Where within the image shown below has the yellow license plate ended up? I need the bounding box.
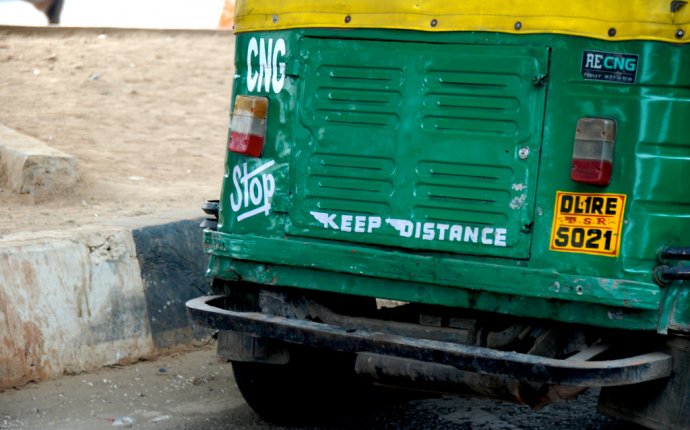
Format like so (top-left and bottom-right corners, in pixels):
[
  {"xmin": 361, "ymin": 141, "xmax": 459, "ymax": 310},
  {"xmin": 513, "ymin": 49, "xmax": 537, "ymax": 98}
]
[{"xmin": 550, "ymin": 192, "xmax": 626, "ymax": 257}]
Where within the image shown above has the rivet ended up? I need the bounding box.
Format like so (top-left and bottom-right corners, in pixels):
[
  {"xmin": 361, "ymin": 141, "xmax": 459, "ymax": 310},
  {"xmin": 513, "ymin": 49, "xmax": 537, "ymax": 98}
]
[
  {"xmin": 514, "ymin": 21, "xmax": 522, "ymax": 31},
  {"xmin": 344, "ymin": 15, "xmax": 351, "ymax": 24},
  {"xmin": 608, "ymin": 27, "xmax": 617, "ymax": 37},
  {"xmin": 676, "ymin": 29, "xmax": 685, "ymax": 39},
  {"xmin": 431, "ymin": 19, "xmax": 438, "ymax": 27},
  {"xmin": 272, "ymin": 15, "xmax": 278, "ymax": 23}
]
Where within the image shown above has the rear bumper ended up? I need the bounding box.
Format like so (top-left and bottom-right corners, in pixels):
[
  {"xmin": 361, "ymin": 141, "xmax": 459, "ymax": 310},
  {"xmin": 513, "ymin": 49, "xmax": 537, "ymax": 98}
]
[
  {"xmin": 186, "ymin": 295, "xmax": 671, "ymax": 387},
  {"xmin": 204, "ymin": 230, "xmax": 663, "ymax": 331}
]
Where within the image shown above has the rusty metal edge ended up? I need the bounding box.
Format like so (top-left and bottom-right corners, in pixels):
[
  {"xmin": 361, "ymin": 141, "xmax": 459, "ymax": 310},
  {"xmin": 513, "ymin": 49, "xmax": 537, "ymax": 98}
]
[
  {"xmin": 0, "ymin": 24, "xmax": 232, "ymax": 36},
  {"xmin": 186, "ymin": 295, "xmax": 672, "ymax": 387}
]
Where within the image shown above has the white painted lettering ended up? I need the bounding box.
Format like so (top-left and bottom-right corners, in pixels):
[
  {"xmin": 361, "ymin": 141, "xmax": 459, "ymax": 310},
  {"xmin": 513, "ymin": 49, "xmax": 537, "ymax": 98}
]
[
  {"xmin": 464, "ymin": 227, "xmax": 479, "ymax": 243},
  {"xmin": 311, "ymin": 213, "xmax": 509, "ymax": 248},
  {"xmin": 354, "ymin": 216, "xmax": 366, "ymax": 233},
  {"xmin": 422, "ymin": 222, "xmax": 435, "ymax": 241},
  {"xmin": 311, "ymin": 211, "xmax": 339, "ymax": 229},
  {"xmin": 242, "ymin": 164, "xmax": 250, "ymax": 207},
  {"xmin": 246, "ymin": 37, "xmax": 287, "ymax": 94},
  {"xmin": 258, "ymin": 38, "xmax": 271, "ymax": 92},
  {"xmin": 367, "ymin": 217, "xmax": 382, "ymax": 233},
  {"xmin": 495, "ymin": 228, "xmax": 507, "ymax": 247},
  {"xmin": 262, "ymin": 174, "xmax": 275, "ymax": 209},
  {"xmin": 249, "ymin": 177, "xmax": 262, "ymax": 206},
  {"xmin": 449, "ymin": 225, "xmax": 462, "ymax": 241},
  {"xmin": 246, "ymin": 38, "xmax": 259, "ymax": 92},
  {"xmin": 229, "ymin": 160, "xmax": 276, "ymax": 222},
  {"xmin": 311, "ymin": 212, "xmax": 384, "ymax": 234},
  {"xmin": 230, "ymin": 165, "xmax": 243, "ymax": 212},
  {"xmin": 272, "ymin": 38, "xmax": 286, "ymax": 92},
  {"xmin": 481, "ymin": 227, "xmax": 494, "ymax": 245},
  {"xmin": 341, "ymin": 214, "xmax": 353, "ymax": 232},
  {"xmin": 436, "ymin": 223, "xmax": 449, "ymax": 240}
]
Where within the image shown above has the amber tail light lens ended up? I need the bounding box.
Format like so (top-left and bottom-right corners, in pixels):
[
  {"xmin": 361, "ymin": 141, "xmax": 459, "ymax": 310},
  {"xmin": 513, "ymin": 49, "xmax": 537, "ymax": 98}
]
[{"xmin": 228, "ymin": 95, "xmax": 268, "ymax": 157}]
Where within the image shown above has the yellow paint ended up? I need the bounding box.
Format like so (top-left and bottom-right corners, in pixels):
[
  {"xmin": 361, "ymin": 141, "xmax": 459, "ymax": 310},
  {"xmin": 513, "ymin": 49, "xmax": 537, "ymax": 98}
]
[
  {"xmin": 234, "ymin": 0, "xmax": 690, "ymax": 43},
  {"xmin": 550, "ymin": 192, "xmax": 626, "ymax": 257}
]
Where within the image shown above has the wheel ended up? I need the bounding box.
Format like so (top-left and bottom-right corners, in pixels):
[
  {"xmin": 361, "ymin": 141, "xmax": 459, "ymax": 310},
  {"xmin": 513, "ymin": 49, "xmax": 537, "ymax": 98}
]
[{"xmin": 232, "ymin": 348, "xmax": 366, "ymax": 424}]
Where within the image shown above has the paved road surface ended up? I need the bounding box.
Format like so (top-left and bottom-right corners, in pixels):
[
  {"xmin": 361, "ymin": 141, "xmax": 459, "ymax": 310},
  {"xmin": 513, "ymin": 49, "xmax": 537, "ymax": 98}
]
[{"xmin": 0, "ymin": 343, "xmax": 638, "ymax": 430}]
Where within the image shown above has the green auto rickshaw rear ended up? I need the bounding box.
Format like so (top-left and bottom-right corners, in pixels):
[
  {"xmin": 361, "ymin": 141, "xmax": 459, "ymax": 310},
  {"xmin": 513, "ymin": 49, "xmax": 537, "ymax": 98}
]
[{"xmin": 188, "ymin": 2, "xmax": 690, "ymax": 428}]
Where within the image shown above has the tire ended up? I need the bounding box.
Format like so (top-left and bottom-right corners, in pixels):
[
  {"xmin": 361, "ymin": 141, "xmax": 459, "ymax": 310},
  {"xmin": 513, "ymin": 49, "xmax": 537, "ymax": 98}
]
[{"xmin": 232, "ymin": 348, "xmax": 366, "ymax": 424}]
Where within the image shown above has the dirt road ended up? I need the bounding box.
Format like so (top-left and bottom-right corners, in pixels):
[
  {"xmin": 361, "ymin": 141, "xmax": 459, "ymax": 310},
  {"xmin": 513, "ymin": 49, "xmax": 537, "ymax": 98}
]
[{"xmin": 0, "ymin": 27, "xmax": 234, "ymax": 235}]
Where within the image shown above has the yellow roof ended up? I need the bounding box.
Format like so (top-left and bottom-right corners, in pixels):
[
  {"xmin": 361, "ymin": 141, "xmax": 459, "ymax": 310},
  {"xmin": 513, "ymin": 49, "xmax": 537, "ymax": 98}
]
[{"xmin": 235, "ymin": 0, "xmax": 690, "ymax": 44}]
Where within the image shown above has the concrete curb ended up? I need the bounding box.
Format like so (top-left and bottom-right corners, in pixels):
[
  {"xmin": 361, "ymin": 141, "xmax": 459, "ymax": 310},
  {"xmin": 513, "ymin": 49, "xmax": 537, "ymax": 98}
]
[
  {"xmin": 132, "ymin": 220, "xmax": 212, "ymax": 350},
  {"xmin": 0, "ymin": 217, "xmax": 212, "ymax": 390},
  {"xmin": 0, "ymin": 125, "xmax": 80, "ymax": 198}
]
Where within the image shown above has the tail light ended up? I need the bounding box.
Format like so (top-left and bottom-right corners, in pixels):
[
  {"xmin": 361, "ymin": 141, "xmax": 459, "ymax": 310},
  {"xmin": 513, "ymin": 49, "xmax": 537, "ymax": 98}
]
[
  {"xmin": 228, "ymin": 95, "xmax": 268, "ymax": 157},
  {"xmin": 571, "ymin": 118, "xmax": 616, "ymax": 186}
]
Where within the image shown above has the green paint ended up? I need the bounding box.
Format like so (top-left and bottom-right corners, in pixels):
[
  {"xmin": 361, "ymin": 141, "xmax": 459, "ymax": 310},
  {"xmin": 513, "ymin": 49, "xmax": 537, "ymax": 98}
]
[{"xmin": 210, "ymin": 29, "xmax": 690, "ymax": 333}]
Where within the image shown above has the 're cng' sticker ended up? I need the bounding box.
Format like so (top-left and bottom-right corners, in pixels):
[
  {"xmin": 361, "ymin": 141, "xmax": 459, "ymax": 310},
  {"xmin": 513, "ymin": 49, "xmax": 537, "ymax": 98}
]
[
  {"xmin": 550, "ymin": 192, "xmax": 626, "ymax": 257},
  {"xmin": 581, "ymin": 50, "xmax": 638, "ymax": 84}
]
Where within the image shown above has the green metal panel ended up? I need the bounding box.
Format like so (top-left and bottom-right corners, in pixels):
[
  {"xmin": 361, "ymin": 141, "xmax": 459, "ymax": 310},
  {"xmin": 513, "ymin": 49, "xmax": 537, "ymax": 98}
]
[
  {"xmin": 206, "ymin": 232, "xmax": 659, "ymax": 310},
  {"xmin": 285, "ymin": 38, "xmax": 548, "ymax": 258},
  {"xmin": 203, "ymin": 241, "xmax": 659, "ymax": 331},
  {"xmin": 214, "ymin": 29, "xmax": 690, "ymax": 333}
]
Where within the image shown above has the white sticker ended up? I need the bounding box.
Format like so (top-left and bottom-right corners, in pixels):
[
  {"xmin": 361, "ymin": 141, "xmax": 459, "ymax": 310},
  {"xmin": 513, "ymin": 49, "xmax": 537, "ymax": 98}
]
[
  {"xmin": 311, "ymin": 212, "xmax": 382, "ymax": 233},
  {"xmin": 309, "ymin": 211, "xmax": 507, "ymax": 247},
  {"xmin": 230, "ymin": 160, "xmax": 276, "ymax": 222},
  {"xmin": 247, "ymin": 37, "xmax": 286, "ymax": 94}
]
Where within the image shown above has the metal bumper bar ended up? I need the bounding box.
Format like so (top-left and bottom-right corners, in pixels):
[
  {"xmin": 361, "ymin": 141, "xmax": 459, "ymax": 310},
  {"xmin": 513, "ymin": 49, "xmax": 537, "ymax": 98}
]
[
  {"xmin": 656, "ymin": 246, "xmax": 690, "ymax": 284},
  {"xmin": 186, "ymin": 295, "xmax": 672, "ymax": 387}
]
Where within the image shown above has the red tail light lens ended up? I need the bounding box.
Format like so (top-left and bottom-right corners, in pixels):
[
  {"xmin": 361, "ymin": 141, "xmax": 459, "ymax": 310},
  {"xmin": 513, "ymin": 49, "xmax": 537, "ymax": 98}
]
[
  {"xmin": 571, "ymin": 118, "xmax": 616, "ymax": 186},
  {"xmin": 228, "ymin": 95, "xmax": 268, "ymax": 157}
]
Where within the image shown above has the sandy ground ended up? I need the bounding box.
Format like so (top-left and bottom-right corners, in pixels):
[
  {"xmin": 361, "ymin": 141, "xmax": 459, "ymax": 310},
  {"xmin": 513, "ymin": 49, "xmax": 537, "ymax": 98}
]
[{"xmin": 0, "ymin": 26, "xmax": 234, "ymax": 236}]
